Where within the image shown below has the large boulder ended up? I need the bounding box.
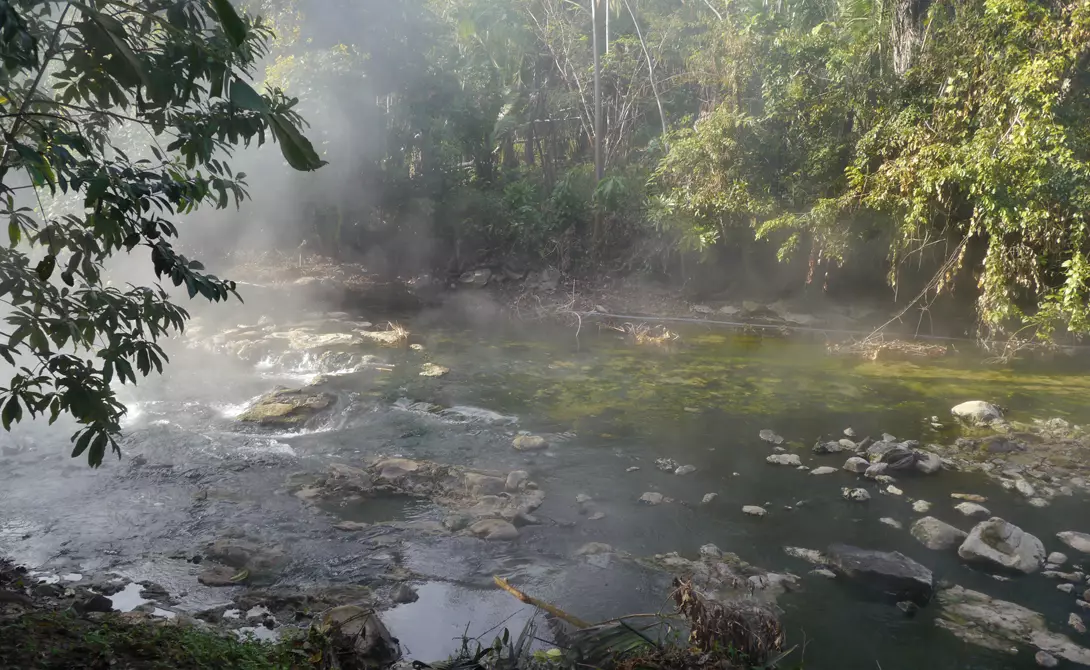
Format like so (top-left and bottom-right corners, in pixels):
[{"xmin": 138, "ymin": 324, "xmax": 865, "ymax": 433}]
[
  {"xmin": 958, "ymin": 518, "xmax": 1045, "ymax": 573},
  {"xmin": 204, "ymin": 537, "xmax": 287, "ymax": 584},
  {"xmin": 911, "ymin": 517, "xmax": 968, "ymax": 551},
  {"xmin": 237, "ymin": 387, "xmax": 335, "ymax": 426},
  {"xmin": 322, "ymin": 605, "xmax": 402, "ymax": 669},
  {"xmin": 825, "ymin": 544, "xmax": 934, "ymax": 605},
  {"xmin": 468, "ymin": 518, "xmax": 519, "ymax": 541},
  {"xmin": 936, "ymin": 586, "xmax": 1090, "ymax": 664},
  {"xmin": 1058, "ymin": 531, "xmax": 1090, "ymax": 554},
  {"xmin": 951, "ymin": 401, "xmax": 1003, "ymax": 426}
]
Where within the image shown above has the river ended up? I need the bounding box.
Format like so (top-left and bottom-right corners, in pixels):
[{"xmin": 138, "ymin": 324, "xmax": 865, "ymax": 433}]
[{"xmin": 1, "ymin": 302, "xmax": 1088, "ymax": 669}]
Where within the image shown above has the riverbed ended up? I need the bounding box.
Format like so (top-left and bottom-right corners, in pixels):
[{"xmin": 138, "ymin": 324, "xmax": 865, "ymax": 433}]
[{"xmin": 1, "ymin": 302, "xmax": 1088, "ymax": 669}]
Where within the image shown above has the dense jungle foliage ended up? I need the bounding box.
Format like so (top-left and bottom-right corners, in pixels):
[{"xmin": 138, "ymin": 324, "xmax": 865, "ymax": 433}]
[{"xmin": 262, "ymin": 0, "xmax": 1090, "ymax": 340}]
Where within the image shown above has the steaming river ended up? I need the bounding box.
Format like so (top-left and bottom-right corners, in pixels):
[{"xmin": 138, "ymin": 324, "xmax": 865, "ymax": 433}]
[{"xmin": 2, "ymin": 306, "xmax": 1089, "ymax": 668}]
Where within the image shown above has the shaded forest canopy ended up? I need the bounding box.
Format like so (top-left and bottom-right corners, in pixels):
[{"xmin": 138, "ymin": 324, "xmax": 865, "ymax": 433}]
[{"xmin": 261, "ymin": 0, "xmax": 1090, "ymax": 341}]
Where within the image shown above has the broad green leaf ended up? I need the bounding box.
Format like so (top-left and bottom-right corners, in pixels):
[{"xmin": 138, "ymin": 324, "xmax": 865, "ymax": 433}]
[
  {"xmin": 209, "ymin": 0, "xmax": 248, "ymax": 48},
  {"xmin": 229, "ymin": 79, "xmax": 270, "ymax": 113},
  {"xmin": 268, "ymin": 114, "xmax": 326, "ymax": 171}
]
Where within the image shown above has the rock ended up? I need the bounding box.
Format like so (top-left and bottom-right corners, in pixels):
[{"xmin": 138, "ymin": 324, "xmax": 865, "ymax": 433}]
[
  {"xmin": 1059, "ymin": 584, "xmax": 1076, "ymax": 594},
  {"xmin": 463, "ymin": 473, "xmax": 507, "ymax": 496},
  {"xmin": 1029, "ymin": 497, "xmax": 1050, "ymax": 508},
  {"xmin": 742, "ymin": 505, "xmax": 767, "ymax": 517},
  {"xmin": 699, "ymin": 544, "xmax": 723, "ymax": 559},
  {"xmin": 814, "ymin": 441, "xmax": 845, "ymax": 455},
  {"xmin": 875, "ymin": 475, "xmax": 896, "ymax": 485},
  {"xmin": 1036, "ymin": 651, "xmax": 1059, "ymax": 667},
  {"xmin": 913, "ymin": 500, "xmax": 932, "ymax": 513},
  {"xmin": 692, "ymin": 304, "xmax": 713, "ymax": 314},
  {"xmin": 674, "ymin": 465, "xmax": 697, "ymax": 476},
  {"xmin": 237, "ymin": 387, "xmax": 335, "ymax": 426},
  {"xmin": 810, "ymin": 466, "xmax": 839, "ymax": 476},
  {"xmin": 937, "ymin": 586, "xmax": 1090, "ymax": 664},
  {"xmin": 864, "ymin": 463, "xmax": 888, "ymax": 478},
  {"xmin": 759, "ymin": 429, "xmax": 785, "ymax": 445},
  {"xmin": 323, "ymin": 605, "xmax": 401, "ymax": 668},
  {"xmin": 951, "ymin": 493, "xmax": 988, "ymax": 503},
  {"xmin": 951, "ymin": 400, "xmax": 1003, "ymax": 426},
  {"xmin": 459, "ymin": 269, "xmax": 491, "ymax": 287},
  {"xmin": 391, "ymin": 584, "xmax": 419, "ymax": 604},
  {"xmin": 1015, "ymin": 479, "xmax": 1037, "ymax": 497},
  {"xmin": 701, "ymin": 493, "xmax": 718, "ymax": 504},
  {"xmin": 419, "ymin": 363, "xmax": 449, "ymax": 377},
  {"xmin": 197, "ymin": 565, "xmax": 241, "ymax": 587},
  {"xmin": 838, "ymin": 439, "xmax": 857, "ymax": 450},
  {"xmin": 505, "ymin": 470, "xmax": 529, "ymax": 492},
  {"xmin": 205, "ymin": 538, "xmax": 285, "ymax": 581},
  {"xmin": 766, "ymin": 454, "xmax": 801, "ymax": 466},
  {"xmin": 825, "ymin": 544, "xmax": 934, "ymax": 605},
  {"xmin": 958, "ymin": 517, "xmax": 1046, "ymax": 573},
  {"xmin": 512, "ymin": 435, "xmax": 548, "ymax": 451},
  {"xmin": 639, "ymin": 492, "xmax": 665, "ymax": 505},
  {"xmin": 843, "ymin": 457, "xmax": 870, "ymax": 473},
  {"xmin": 880, "ymin": 517, "xmax": 903, "ymax": 529},
  {"xmin": 1072, "ymin": 613, "xmax": 1087, "ymax": 634},
  {"xmin": 333, "ymin": 521, "xmax": 370, "ymax": 531},
  {"xmin": 844, "ymin": 427, "xmax": 856, "ymax": 437},
  {"xmin": 842, "ymin": 487, "xmax": 871, "ymax": 502},
  {"xmin": 575, "ymin": 493, "xmax": 593, "ymax": 504},
  {"xmin": 442, "ymin": 514, "xmax": 472, "ymax": 532},
  {"xmin": 1048, "ymin": 552, "xmax": 1069, "ymax": 566},
  {"xmin": 781, "ymin": 547, "xmax": 827, "ymax": 566},
  {"xmin": 78, "ymin": 594, "xmax": 114, "ymax": 613},
  {"xmin": 915, "ymin": 451, "xmax": 943, "ymax": 474},
  {"xmin": 1058, "ymin": 531, "xmax": 1090, "ymax": 554},
  {"xmin": 955, "ymin": 502, "xmax": 991, "ymax": 517},
  {"xmin": 576, "ymin": 542, "xmax": 614, "ymax": 556},
  {"xmin": 468, "ymin": 519, "xmax": 519, "ymax": 541},
  {"xmin": 654, "ymin": 458, "xmax": 680, "ymax": 472},
  {"xmin": 897, "ymin": 601, "xmax": 920, "ymax": 617},
  {"xmin": 812, "ymin": 568, "xmax": 837, "ymax": 579},
  {"xmin": 887, "ymin": 485, "xmax": 904, "ymax": 496},
  {"xmin": 1042, "ymin": 571, "xmax": 1083, "ymax": 583},
  {"xmin": 1079, "ymin": 600, "xmax": 1090, "ymax": 610},
  {"xmin": 911, "ymin": 517, "xmax": 968, "ymax": 550}
]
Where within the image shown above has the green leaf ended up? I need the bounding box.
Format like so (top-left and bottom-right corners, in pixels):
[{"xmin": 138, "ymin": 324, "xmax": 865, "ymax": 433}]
[
  {"xmin": 268, "ymin": 114, "xmax": 327, "ymax": 172},
  {"xmin": 209, "ymin": 0, "xmax": 248, "ymax": 48},
  {"xmin": 36, "ymin": 255, "xmax": 56, "ymax": 281},
  {"xmin": 8, "ymin": 220, "xmax": 20, "ymax": 246},
  {"xmin": 1, "ymin": 397, "xmax": 22, "ymax": 430},
  {"xmin": 229, "ymin": 79, "xmax": 270, "ymax": 113},
  {"xmin": 71, "ymin": 429, "xmax": 93, "ymax": 458}
]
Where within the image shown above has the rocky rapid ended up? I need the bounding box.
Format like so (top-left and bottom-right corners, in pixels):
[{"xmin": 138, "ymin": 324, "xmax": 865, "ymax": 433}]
[{"xmin": 2, "ymin": 302, "xmax": 1090, "ymax": 668}]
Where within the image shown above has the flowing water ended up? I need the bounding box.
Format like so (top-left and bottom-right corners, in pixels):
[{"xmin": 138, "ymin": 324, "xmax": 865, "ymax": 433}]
[{"xmin": 2, "ymin": 306, "xmax": 1089, "ymax": 669}]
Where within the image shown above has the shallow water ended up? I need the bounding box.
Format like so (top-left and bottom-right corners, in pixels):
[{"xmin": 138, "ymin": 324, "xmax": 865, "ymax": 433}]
[{"xmin": 1, "ymin": 313, "xmax": 1088, "ymax": 669}]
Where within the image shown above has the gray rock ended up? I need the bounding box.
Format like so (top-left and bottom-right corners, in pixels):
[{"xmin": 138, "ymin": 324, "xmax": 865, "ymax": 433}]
[
  {"xmin": 576, "ymin": 542, "xmax": 614, "ymax": 556},
  {"xmin": 913, "ymin": 500, "xmax": 932, "ymax": 513},
  {"xmin": 459, "ymin": 268, "xmax": 491, "ymax": 287},
  {"xmin": 813, "ymin": 440, "xmax": 845, "ymax": 454},
  {"xmin": 1048, "ymin": 552, "xmax": 1069, "ymax": 566},
  {"xmin": 887, "ymin": 485, "xmax": 904, "ymax": 496},
  {"xmin": 674, "ymin": 465, "xmax": 697, "ymax": 476},
  {"xmin": 937, "ymin": 586, "xmax": 1090, "ymax": 664},
  {"xmin": 915, "ymin": 451, "xmax": 943, "ymax": 474},
  {"xmin": 699, "ymin": 544, "xmax": 723, "ymax": 559},
  {"xmin": 575, "ymin": 493, "xmax": 593, "ymax": 504},
  {"xmin": 654, "ymin": 458, "xmax": 679, "ymax": 472},
  {"xmin": 468, "ymin": 519, "xmax": 519, "ymax": 541},
  {"xmin": 1029, "ymin": 497, "xmax": 1050, "ymax": 508},
  {"xmin": 838, "ymin": 438, "xmax": 857, "ymax": 449},
  {"xmin": 1071, "ymin": 613, "xmax": 1087, "ymax": 634},
  {"xmin": 865, "ymin": 463, "xmax": 889, "ymax": 479},
  {"xmin": 843, "ymin": 457, "xmax": 870, "ymax": 473},
  {"xmin": 955, "ymin": 502, "xmax": 991, "ymax": 517},
  {"xmin": 391, "ymin": 584, "xmax": 419, "ymax": 604},
  {"xmin": 505, "ymin": 471, "xmax": 529, "ymax": 492},
  {"xmin": 442, "ymin": 514, "xmax": 472, "ymax": 532},
  {"xmin": 811, "ymin": 568, "xmax": 837, "ymax": 579},
  {"xmin": 1059, "ymin": 584, "xmax": 1076, "ymax": 594},
  {"xmin": 951, "ymin": 400, "xmax": 1004, "ymax": 426},
  {"xmin": 322, "ymin": 605, "xmax": 401, "ymax": 668},
  {"xmin": 912, "ymin": 517, "xmax": 968, "ymax": 550},
  {"xmin": 1058, "ymin": 531, "xmax": 1090, "ymax": 554},
  {"xmin": 742, "ymin": 505, "xmax": 767, "ymax": 517},
  {"xmin": 78, "ymin": 594, "xmax": 114, "ymax": 613},
  {"xmin": 785, "ymin": 547, "xmax": 827, "ymax": 564},
  {"xmin": 958, "ymin": 518, "xmax": 1046, "ymax": 573},
  {"xmin": 842, "ymin": 487, "xmax": 871, "ymax": 502},
  {"xmin": 759, "ymin": 429, "xmax": 784, "ymax": 445},
  {"xmin": 1078, "ymin": 600, "xmax": 1090, "ymax": 610},
  {"xmin": 810, "ymin": 466, "xmax": 839, "ymax": 475},
  {"xmin": 197, "ymin": 566, "xmax": 240, "ymax": 587},
  {"xmin": 512, "ymin": 435, "xmax": 548, "ymax": 451},
  {"xmin": 1036, "ymin": 651, "xmax": 1059, "ymax": 668},
  {"xmin": 639, "ymin": 492, "xmax": 665, "ymax": 505},
  {"xmin": 1042, "ymin": 571, "xmax": 1084, "ymax": 583},
  {"xmin": 766, "ymin": 454, "xmax": 802, "ymax": 466},
  {"xmin": 826, "ymin": 544, "xmax": 935, "ymax": 605},
  {"xmin": 1015, "ymin": 479, "xmax": 1037, "ymax": 497},
  {"xmin": 880, "ymin": 517, "xmax": 903, "ymax": 529},
  {"xmin": 701, "ymin": 493, "xmax": 718, "ymax": 504}
]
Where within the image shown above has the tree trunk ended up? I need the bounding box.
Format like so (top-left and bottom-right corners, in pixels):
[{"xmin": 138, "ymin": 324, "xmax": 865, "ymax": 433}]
[{"xmin": 892, "ymin": 0, "xmax": 932, "ymax": 75}]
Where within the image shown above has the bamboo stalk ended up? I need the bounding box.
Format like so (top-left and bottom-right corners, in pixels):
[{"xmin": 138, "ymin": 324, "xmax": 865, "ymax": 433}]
[{"xmin": 493, "ymin": 576, "xmax": 592, "ymax": 629}]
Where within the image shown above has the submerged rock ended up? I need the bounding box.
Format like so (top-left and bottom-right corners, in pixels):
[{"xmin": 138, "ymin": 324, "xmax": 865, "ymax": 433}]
[
  {"xmin": 766, "ymin": 454, "xmax": 801, "ymax": 466},
  {"xmin": 468, "ymin": 519, "xmax": 519, "ymax": 541},
  {"xmin": 911, "ymin": 517, "xmax": 968, "ymax": 550},
  {"xmin": 654, "ymin": 458, "xmax": 680, "ymax": 472},
  {"xmin": 759, "ymin": 429, "xmax": 784, "ymax": 445},
  {"xmin": 912, "ymin": 500, "xmax": 932, "ymax": 513},
  {"xmin": 880, "ymin": 517, "xmax": 903, "ymax": 529},
  {"xmin": 701, "ymin": 493, "xmax": 718, "ymax": 505},
  {"xmin": 958, "ymin": 518, "xmax": 1045, "ymax": 574},
  {"xmin": 825, "ymin": 544, "xmax": 934, "ymax": 605},
  {"xmin": 419, "ymin": 362, "xmax": 449, "ymax": 377},
  {"xmin": 512, "ymin": 434, "xmax": 548, "ymax": 451},
  {"xmin": 237, "ymin": 387, "xmax": 335, "ymax": 426},
  {"xmin": 951, "ymin": 493, "xmax": 987, "ymax": 503},
  {"xmin": 674, "ymin": 464, "xmax": 697, "ymax": 476},
  {"xmin": 742, "ymin": 505, "xmax": 767, "ymax": 517},
  {"xmin": 639, "ymin": 492, "xmax": 665, "ymax": 506},
  {"xmin": 577, "ymin": 542, "xmax": 614, "ymax": 556},
  {"xmin": 810, "ymin": 466, "xmax": 839, "ymax": 476},
  {"xmin": 391, "ymin": 584, "xmax": 419, "ymax": 604},
  {"xmin": 951, "ymin": 401, "xmax": 1004, "ymax": 426},
  {"xmin": 842, "ymin": 487, "xmax": 871, "ymax": 502},
  {"xmin": 813, "ymin": 441, "xmax": 846, "ymax": 455},
  {"xmin": 937, "ymin": 586, "xmax": 1090, "ymax": 664},
  {"xmin": 1058, "ymin": 531, "xmax": 1090, "ymax": 554},
  {"xmin": 784, "ymin": 547, "xmax": 827, "ymax": 564},
  {"xmin": 955, "ymin": 502, "xmax": 991, "ymax": 517}
]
